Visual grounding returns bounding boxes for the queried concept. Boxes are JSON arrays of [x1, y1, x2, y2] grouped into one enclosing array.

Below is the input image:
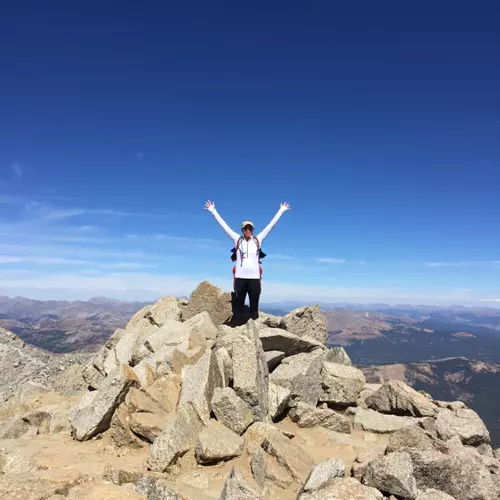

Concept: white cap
[[241, 220, 254, 229]]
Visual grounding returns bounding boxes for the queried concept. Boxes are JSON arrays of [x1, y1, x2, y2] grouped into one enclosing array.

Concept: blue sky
[[1, 1, 499, 306]]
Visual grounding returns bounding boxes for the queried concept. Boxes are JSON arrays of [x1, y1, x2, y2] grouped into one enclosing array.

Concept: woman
[[205, 200, 291, 324]]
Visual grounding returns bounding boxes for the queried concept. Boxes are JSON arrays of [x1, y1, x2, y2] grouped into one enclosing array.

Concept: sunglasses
[[243, 226, 254, 231]]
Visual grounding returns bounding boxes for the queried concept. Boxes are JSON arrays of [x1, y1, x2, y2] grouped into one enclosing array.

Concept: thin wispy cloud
[[316, 258, 346, 264], [11, 163, 22, 178], [425, 261, 500, 267]]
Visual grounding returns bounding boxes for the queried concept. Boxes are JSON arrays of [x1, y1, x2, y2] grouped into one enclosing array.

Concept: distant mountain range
[[0, 296, 147, 353]]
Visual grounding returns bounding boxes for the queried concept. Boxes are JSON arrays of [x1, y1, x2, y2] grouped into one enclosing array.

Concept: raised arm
[[205, 200, 239, 242], [256, 202, 291, 242]]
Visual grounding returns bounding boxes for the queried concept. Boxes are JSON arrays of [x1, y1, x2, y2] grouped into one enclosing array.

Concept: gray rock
[[143, 320, 193, 353], [476, 443, 493, 457], [103, 465, 140, 486], [145, 296, 182, 325], [82, 363, 105, 390], [0, 417, 32, 439], [410, 448, 497, 500], [114, 319, 158, 366], [435, 407, 490, 446], [282, 305, 328, 344], [136, 473, 179, 499], [258, 312, 284, 329], [298, 478, 383, 500], [324, 347, 352, 365], [244, 421, 291, 455], [263, 350, 285, 372], [178, 350, 223, 425], [232, 322, 269, 421], [262, 430, 315, 484], [352, 449, 387, 482], [182, 281, 233, 326], [354, 408, 419, 434], [127, 306, 152, 328], [269, 351, 324, 406], [319, 362, 366, 406], [416, 490, 456, 500], [128, 412, 168, 443], [386, 425, 449, 454], [212, 387, 254, 435], [493, 447, 500, 460], [363, 452, 418, 499], [268, 382, 291, 421], [109, 404, 145, 449], [289, 402, 350, 433], [69, 364, 139, 441], [303, 458, 345, 491], [195, 420, 244, 464], [147, 403, 204, 472], [366, 380, 438, 418], [220, 467, 263, 500], [184, 311, 218, 340], [215, 347, 233, 387], [251, 447, 292, 489], [258, 328, 324, 356]]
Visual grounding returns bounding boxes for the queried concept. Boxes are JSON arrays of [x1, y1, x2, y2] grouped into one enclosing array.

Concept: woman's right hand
[[204, 200, 216, 213]]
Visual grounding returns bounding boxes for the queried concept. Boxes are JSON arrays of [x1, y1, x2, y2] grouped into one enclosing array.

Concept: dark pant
[[233, 278, 261, 325]]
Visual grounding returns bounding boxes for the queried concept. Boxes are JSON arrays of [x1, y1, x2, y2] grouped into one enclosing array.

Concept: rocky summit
[[0, 281, 499, 499]]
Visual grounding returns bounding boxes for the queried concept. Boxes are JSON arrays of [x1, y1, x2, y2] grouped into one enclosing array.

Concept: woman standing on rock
[[204, 200, 291, 325]]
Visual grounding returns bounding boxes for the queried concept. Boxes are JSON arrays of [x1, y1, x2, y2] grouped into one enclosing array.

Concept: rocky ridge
[[0, 280, 498, 499]]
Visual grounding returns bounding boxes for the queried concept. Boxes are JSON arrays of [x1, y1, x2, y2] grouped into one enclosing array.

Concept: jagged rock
[[66, 482, 145, 499], [353, 408, 419, 434], [215, 347, 232, 387], [268, 382, 291, 421], [211, 387, 254, 435], [258, 328, 324, 356], [415, 490, 456, 500], [220, 467, 263, 500], [147, 404, 204, 472], [125, 387, 167, 416], [184, 311, 218, 340], [319, 362, 366, 406], [232, 322, 269, 421], [352, 449, 387, 482], [289, 402, 350, 433], [114, 319, 158, 366], [366, 380, 438, 418], [251, 446, 292, 489], [109, 404, 145, 449], [127, 306, 152, 328], [493, 447, 500, 460], [244, 422, 291, 455], [182, 281, 232, 326], [0, 469, 88, 500], [476, 443, 493, 457], [195, 420, 244, 464], [409, 448, 497, 500], [386, 425, 448, 454], [144, 374, 181, 414], [434, 407, 490, 446], [103, 465, 140, 485], [136, 473, 179, 499], [69, 364, 138, 441], [263, 350, 285, 372], [145, 296, 182, 325], [258, 312, 284, 329], [144, 320, 202, 353], [0, 416, 32, 439], [262, 430, 315, 484], [298, 478, 384, 500], [282, 305, 328, 343], [132, 360, 157, 388], [82, 363, 105, 389], [178, 350, 223, 425], [303, 458, 346, 492], [363, 452, 418, 499], [324, 347, 352, 365], [129, 412, 168, 443], [269, 351, 324, 406]]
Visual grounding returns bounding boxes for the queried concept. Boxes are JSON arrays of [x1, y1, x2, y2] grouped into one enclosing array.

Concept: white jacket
[[210, 206, 286, 279]]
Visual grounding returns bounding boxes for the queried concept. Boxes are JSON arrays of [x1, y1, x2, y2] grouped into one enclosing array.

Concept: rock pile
[[0, 281, 499, 499]]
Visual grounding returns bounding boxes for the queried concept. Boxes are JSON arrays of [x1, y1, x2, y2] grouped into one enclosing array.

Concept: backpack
[[231, 237, 266, 283]]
